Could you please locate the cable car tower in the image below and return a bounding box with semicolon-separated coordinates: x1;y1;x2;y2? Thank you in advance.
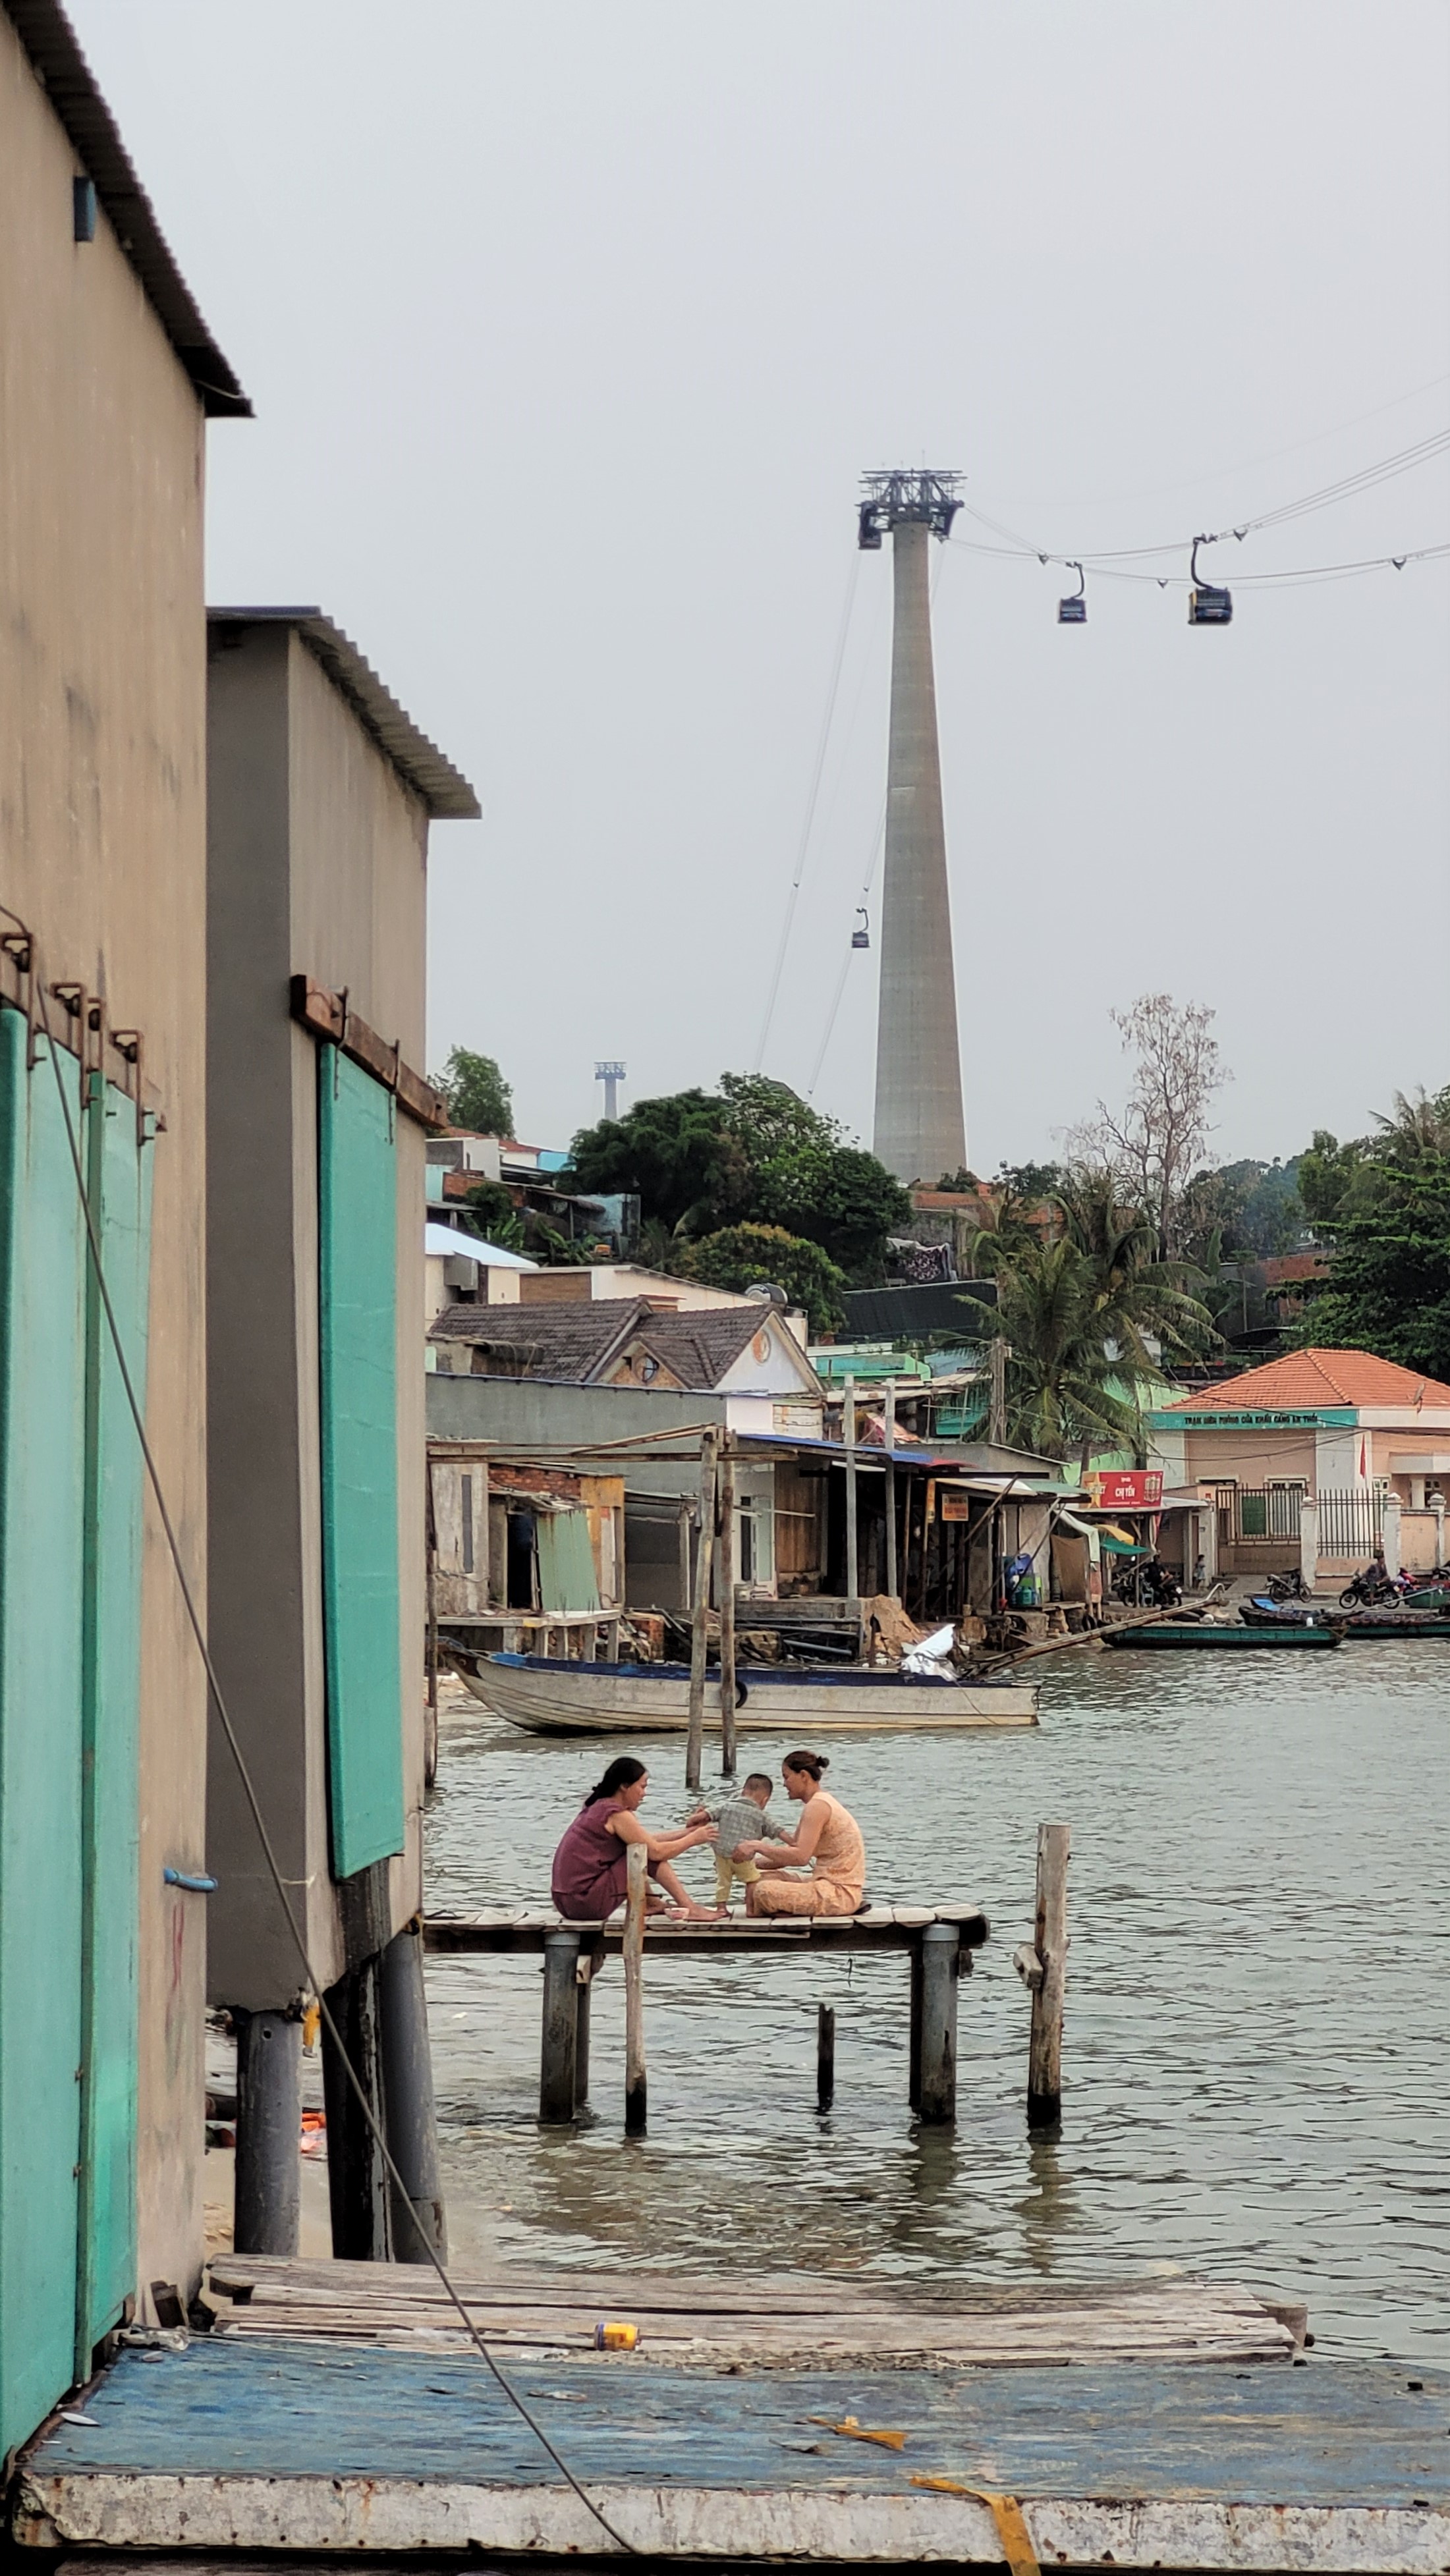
858;470;968;1186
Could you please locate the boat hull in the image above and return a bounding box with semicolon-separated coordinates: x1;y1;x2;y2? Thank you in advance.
1243;1603;1450;1639
457;1652;1039;1733
1106;1622;1341;1650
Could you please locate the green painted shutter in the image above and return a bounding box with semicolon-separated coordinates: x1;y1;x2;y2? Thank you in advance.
537;1509;601;1614
318;1049;404;1878
76;1072;151;2372
0;1014;87;2457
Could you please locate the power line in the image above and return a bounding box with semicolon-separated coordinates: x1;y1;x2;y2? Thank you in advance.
955;423;1450;574
754;554;859;1070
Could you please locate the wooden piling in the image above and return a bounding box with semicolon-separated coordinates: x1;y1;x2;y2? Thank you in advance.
538;1929;580;2125
883;1380;898;1601
624;1842;648;2135
1027;1821;1070;2128
917;1923;959;2125
816;2002;835;2112
685;1428;718;1793
718;1444;737;1778
843;1373;859;1606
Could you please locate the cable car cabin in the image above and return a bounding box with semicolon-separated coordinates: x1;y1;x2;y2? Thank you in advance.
1188;584;1233;626
1058;593;1086;624
852;908;870;950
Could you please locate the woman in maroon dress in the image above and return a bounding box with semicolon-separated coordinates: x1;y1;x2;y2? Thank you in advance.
551;1757;721;1922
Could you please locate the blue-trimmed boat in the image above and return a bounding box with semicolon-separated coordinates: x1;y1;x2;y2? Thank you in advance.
457;1650;1039;1733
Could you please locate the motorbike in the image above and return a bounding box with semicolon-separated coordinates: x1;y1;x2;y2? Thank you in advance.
1267;1568;1311;1603
1338;1564;1402;1608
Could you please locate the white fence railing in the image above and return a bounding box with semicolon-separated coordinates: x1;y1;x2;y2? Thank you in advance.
1317;1485;1386;1558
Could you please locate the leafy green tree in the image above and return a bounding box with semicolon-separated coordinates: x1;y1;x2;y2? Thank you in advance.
953;1169;1216;1464
455;1179;524;1251
563;1072;907;1280
434;1047;513;1137
1298;1155;1450;1377
684;1224;847;1337
955;1240;1142;1464
717;1073;909;1278
1297;1131;1366;1241
565;1089;748;1236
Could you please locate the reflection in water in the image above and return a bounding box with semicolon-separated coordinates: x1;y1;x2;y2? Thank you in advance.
424;1646;1450;2363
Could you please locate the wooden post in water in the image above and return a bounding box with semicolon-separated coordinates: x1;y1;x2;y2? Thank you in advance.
917;1922;960;2125
677;1494;693;1617
843;1373;859;1610
685;1429;718;1793
817;2002;835;2112
718;1444;737;1778
1026;1821;1070;2127
624;1841;648;2135
538;1929;580;2124
883;1380;898;1601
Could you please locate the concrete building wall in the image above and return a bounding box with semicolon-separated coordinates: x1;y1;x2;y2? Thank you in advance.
0;11;211;2299
207;625;430;2010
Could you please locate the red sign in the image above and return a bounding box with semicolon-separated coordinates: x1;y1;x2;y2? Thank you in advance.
1089;1469;1162;1508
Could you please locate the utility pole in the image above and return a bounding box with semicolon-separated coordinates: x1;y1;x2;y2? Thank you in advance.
989;1337;1008;1448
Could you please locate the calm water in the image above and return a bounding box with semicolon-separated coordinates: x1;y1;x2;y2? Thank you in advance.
423;1646;1449;2364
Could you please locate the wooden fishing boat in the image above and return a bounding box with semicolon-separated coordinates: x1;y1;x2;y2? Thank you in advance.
1105;1620;1342;1651
1242;1598;1450;1640
451;1649;1040;1733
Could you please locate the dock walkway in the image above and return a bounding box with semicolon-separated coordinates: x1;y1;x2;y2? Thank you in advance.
17;2309;1450;2570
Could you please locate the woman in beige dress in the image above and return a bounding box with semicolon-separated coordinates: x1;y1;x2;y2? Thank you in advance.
736;1749;866;1917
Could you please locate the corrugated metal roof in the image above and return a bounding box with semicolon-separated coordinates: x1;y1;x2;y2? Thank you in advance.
6;0;250;418
208;609;480;819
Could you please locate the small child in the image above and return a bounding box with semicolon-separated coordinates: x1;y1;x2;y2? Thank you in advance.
686;1774;789;1907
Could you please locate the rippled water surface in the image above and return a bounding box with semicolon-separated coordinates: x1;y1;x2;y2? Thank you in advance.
424;1647;1449;2363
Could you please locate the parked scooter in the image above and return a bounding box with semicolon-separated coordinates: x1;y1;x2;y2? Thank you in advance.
1268;1568;1312;1603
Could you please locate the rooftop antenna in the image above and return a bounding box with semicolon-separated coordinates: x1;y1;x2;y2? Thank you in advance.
595;1060;626;1121
856;469;968;1186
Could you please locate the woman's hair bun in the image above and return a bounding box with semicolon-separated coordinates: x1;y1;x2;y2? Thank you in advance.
782;1747;829;1780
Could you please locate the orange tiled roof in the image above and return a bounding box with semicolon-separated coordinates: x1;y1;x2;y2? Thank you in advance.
1167;1349;1450;1413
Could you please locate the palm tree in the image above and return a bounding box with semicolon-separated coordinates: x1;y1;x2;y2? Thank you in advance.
957;1238;1140;1463
1055;1166;1216;1377
958;1169;1217;1468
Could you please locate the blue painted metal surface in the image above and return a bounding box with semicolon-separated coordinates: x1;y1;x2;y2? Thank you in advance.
26;2341;1450;2505
76;1068;152;2376
318;1048;404;1877
0;1018;87;2460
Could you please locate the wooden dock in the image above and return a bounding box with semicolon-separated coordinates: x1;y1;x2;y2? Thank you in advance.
425;1905;991;2128
204;2253;1304;2370
423;1902;991;1954
18;2313;1450;2569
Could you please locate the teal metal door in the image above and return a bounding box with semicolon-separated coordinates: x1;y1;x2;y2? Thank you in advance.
318;1049;404;1878
0;1014;88;2458
76;1070;152;2373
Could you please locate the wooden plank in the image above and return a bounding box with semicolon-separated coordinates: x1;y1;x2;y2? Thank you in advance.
289;977;449;1132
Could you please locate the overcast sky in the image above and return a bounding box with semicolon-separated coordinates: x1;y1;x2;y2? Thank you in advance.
72;0;1450;1172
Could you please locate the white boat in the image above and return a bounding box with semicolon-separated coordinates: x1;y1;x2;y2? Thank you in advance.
452;1649;1038;1734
